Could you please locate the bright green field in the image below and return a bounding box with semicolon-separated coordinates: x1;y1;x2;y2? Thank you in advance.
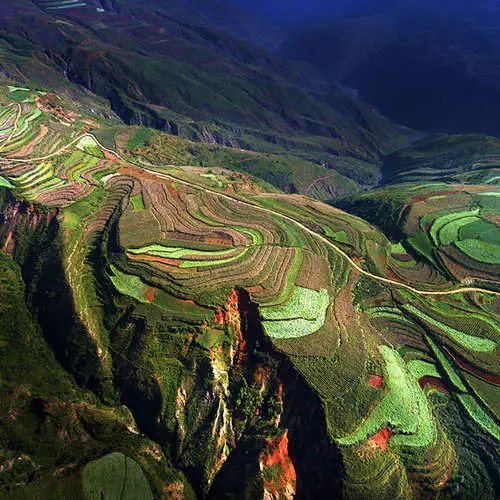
405;304;497;353
456;394;500;440
455;239;500;264
0;175;13;188
130;192;145;211
337;346;435;448
261;286;329;339
127;243;248;268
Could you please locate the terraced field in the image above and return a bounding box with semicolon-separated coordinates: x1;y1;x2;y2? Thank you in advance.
1;85;499;498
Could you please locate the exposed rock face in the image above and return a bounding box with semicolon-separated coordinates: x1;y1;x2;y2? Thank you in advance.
260;430;297;500
0;192;54;255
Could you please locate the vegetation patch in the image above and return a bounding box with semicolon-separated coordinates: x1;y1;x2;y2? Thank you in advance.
130;192;145;211
337;346;435;448
456;394;500;440
82;452;153;500
404;304;497;353
455;239;500;264
260;287;329;339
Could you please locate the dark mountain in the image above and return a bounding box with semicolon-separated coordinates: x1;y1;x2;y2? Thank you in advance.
278;0;500;137
0;0;415;194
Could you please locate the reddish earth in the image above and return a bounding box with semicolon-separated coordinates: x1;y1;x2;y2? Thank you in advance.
367;427;392;452
10;124;48;157
261;431;296;498
386;268;402;281
118;165;171;184
452;353;500;385
214;310;224;325
0;201;46;254
103;150;120;163
392;253;414;262
144;286;158;303
214;290;246;365
35;95;80;123
127;252;182;266
367;374;383;388
418;376;448;393
203;236;233;246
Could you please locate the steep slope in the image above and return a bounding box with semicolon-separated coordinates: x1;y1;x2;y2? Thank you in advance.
0;84;499;499
0;0;416;198
279;0;500;137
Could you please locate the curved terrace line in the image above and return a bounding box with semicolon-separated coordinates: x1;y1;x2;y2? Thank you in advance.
2;131;500;297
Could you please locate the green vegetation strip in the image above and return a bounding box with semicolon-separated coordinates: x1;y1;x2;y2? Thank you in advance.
425;335;467;392
130;193;145;211
455;239;500;265
407;360;441;380
261;286;329;339
438;216;482;246
429;208;481;246
109;265;148;303
127;244;248;268
63;189;106;231
404;304;497;352
337;346;435;448
0;175;13;188
457;394;500;440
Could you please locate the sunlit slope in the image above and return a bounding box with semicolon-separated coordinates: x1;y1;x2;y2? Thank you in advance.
0;85;498;498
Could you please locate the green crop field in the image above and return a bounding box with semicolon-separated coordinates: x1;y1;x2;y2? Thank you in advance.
82;452;153;500
455;239;500;264
337;346;435;448
456;394;500;440
405;304;497;352
260;287;329;339
0;82;498;499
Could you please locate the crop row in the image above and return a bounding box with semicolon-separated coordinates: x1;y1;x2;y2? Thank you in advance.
404;304;497;353
260;287;329;339
337;346;435;449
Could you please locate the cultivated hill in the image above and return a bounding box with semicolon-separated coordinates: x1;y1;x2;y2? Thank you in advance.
0;83;499;499
0;0;416;198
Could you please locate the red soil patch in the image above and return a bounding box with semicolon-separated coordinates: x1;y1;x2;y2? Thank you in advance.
35;95;79;123
261;431;296;497
419;376;448;393
144;286;159;303
10;124;48;157
452;353;500;385
179;298;197;306
127;252;182;266
213;290;247;366
386;268;402;281
103;149;120;163
214;310;224;325
203;236;233;246
367;427;392;452
367;374;383;388
118;165;171;184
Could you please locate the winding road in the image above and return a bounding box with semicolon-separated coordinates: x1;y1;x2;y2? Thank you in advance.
2;130;500;298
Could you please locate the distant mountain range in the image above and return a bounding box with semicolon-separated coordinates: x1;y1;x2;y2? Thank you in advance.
278;0;500;137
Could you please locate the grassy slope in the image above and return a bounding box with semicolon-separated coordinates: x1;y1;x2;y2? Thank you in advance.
0;250;191;499
0;0;415;198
